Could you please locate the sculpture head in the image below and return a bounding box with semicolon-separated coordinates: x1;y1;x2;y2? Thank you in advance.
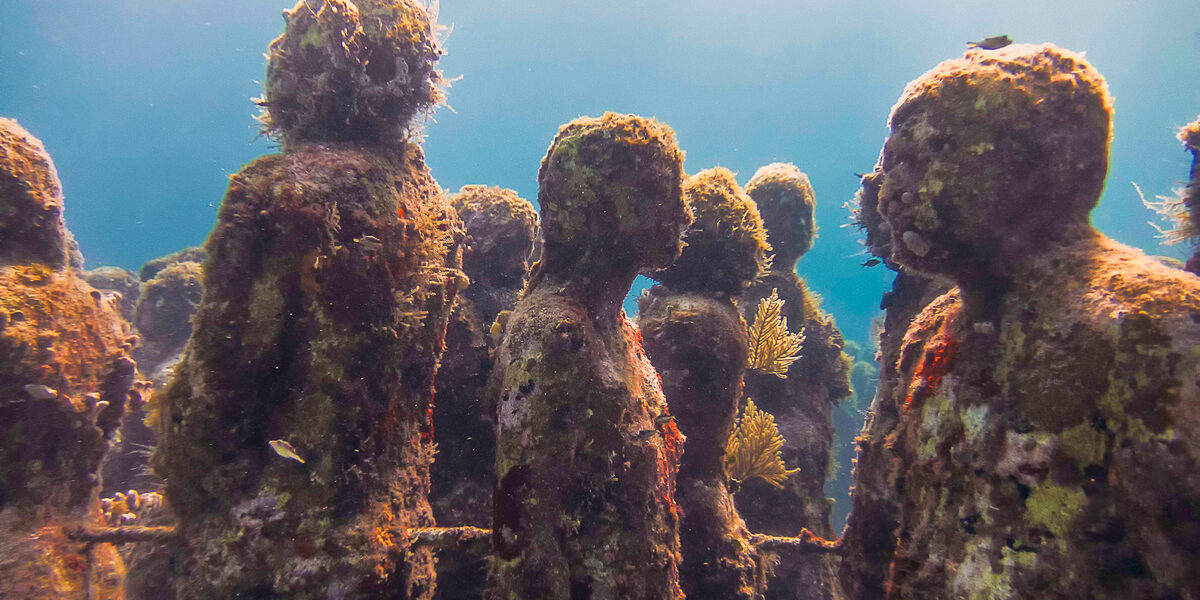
653;167;771;296
745;163;815;269
450;185;539;292
260;0;444;149
875;44;1112;279
537;113;690;279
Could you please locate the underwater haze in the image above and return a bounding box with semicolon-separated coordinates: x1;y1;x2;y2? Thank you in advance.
3;0;1200;545
5;1;1200;597
3;0;1199;347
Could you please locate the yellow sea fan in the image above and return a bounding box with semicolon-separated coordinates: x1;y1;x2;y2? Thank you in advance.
746;289;804;378
725;399;799;488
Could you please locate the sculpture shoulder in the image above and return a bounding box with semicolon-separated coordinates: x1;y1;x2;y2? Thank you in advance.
228;144;432;198
1021;237;1200;335
1084;239;1200;316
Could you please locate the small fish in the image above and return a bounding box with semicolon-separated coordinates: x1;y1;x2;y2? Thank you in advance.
354;235;383;252
24;384;58;400
269;439;306;464
633;429;660;442
968;35;1012;50
861;258;881;268
654;414;675;425
1149;255;1185;269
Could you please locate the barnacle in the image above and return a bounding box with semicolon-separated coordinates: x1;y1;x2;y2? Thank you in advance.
725;399;799;488
746;289;804;377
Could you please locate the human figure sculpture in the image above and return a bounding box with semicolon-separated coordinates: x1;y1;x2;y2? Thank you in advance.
639;167;771;600
838;170;951;600
431;185;537;600
154;1;465;597
737;163;851;600
489;112;690;600
0;117;135;600
842;44;1200;599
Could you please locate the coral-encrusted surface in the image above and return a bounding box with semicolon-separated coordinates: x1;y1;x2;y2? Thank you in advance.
843;44;1200;599
430;296;492;529
156;143;464;599
640;293;766;600
133;260;203;378
636;166;770;599
745;163;817;269
138;246;206;283
0;118;69;270
490;113;688;600
887;236;1200;598
102;257;204;499
449;185;539;322
534;113;691;283
0;268;135;600
1;119;133;600
738;272;849;600
839;170;952;600
260;0;444;149
492;295;685;600
82;266;140;322
734;162;848;600
430;185;536;599
877;45;1110;283
640;166;767;600
653;168;771;298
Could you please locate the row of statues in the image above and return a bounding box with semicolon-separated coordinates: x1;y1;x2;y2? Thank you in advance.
1;0;1199;599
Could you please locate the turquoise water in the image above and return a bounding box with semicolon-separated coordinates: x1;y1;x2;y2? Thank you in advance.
3;0;1198;528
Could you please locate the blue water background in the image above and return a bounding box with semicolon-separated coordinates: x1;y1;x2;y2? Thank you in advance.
3;0;1199;527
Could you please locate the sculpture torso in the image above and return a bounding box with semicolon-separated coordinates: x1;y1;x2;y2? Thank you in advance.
492;284;684;600
887;234;1200;599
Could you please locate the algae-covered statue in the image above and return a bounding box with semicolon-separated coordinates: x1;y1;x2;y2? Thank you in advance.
639;167;772;600
153;0;465;598
431;185;538;599
490;112;691;600
0;118;136;599
839;157;951;600
432;185;540;531
841;44;1200;599
737;163;851;600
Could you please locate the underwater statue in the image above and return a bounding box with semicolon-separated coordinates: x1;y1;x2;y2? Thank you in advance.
132;257;203;387
638;167;772;600
101;252;203;501
490;112;691;600
841;44;1200;599
431;185;538;599
152;0;466;598
839;168;951;600
0;117;136;599
736;163;851;600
